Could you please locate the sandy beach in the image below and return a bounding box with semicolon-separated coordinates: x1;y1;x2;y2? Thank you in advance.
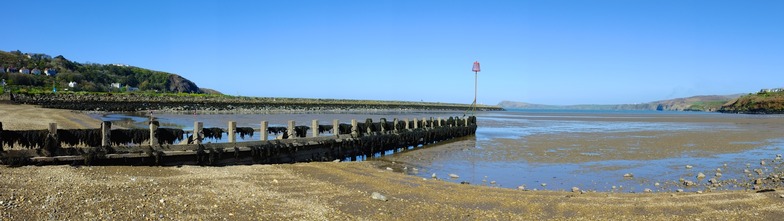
1;104;784;220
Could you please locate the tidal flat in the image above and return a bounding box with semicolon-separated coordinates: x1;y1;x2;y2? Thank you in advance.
381;110;784;192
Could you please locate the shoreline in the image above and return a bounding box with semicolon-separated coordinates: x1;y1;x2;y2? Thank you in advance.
2;104;784;219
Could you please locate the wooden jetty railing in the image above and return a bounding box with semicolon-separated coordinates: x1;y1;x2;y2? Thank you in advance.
0;116;477;166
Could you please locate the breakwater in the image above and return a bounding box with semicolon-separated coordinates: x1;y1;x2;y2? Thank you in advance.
10;93;504;112
0;116;477;166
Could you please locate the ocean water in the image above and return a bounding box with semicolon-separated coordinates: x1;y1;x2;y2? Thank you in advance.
95;109;784;192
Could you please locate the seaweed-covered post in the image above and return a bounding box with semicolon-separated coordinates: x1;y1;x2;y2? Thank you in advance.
287;120;295;139
149;121;158;146
465;118;469;127
404;118;409;130
393;118;399;133
380;118;387;134
332;119;339;137
228;121;237;143
311;120;319;137
260;121;268;141
44;123;60;156
0;122;4;152
351;119;358;137
101;121;111;147
422;118;428;129
437;117;442;127
412;118;418;129
194;122;203;144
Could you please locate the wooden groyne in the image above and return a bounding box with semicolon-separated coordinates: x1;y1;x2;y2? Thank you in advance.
0;116;477;166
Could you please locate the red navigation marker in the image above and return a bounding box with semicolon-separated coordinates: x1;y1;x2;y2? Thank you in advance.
472;61;481;73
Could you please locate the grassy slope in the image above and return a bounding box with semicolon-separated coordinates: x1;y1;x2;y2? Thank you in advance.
720;91;784;114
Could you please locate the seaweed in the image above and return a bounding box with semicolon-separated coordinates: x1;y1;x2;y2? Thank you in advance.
338;124;352;135
57;129;102;147
294;126;310;137
317;125;333;134
203;127;224;140
267;127;287;135
156;128;185;145
235;127;255;139
110;129;149;146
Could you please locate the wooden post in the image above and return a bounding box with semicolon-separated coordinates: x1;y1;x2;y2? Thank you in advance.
404;118;409;129
393;118;399;132
437;117;442;127
332;119;339;137
312;120;319;137
422;118;428;129
101;121;111;147
149;121;158;146
0;122;3;151
413;118;418;129
287;120;295;139
351;119;358;137
380;118;386;134
46;123;59;156
366;119;373;134
194;121;203;144
465;118;469;127
228;121;237;143
260;121;268;141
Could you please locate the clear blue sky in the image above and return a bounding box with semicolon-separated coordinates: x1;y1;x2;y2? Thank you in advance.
5;0;783;105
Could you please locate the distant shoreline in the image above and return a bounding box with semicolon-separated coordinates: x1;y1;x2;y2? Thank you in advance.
8;92;504;113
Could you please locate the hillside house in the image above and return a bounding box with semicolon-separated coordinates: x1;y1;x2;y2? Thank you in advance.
31;68;42;75
7;67;18;73
110;83;121;88
19;67;30;74
44;68;57;76
68;81;77;88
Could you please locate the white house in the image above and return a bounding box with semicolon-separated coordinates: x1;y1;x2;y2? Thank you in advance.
68;81;77;88
110;83;121;88
31;68;42;75
19;68;30;74
44;68;57;76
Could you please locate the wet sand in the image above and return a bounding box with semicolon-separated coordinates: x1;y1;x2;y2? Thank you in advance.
2;104;784;219
0;104;102;130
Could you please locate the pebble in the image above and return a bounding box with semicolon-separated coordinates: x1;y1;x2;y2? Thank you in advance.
683;180;696;186
490;181;496;185
448;174;459;179
623;173;634;178
696;173;706;179
716;168;721;172
541;183;547;187
715;172;722;177
371;192;388;201
779;194;784;198
431;173;437;178
761;160;766;166
644;188;652;193
571;187;580;193
332;159;341;163
385;167;393;171
676;189;684;192
685;165;693;169
517;185;525;191
654;182;660;186
696;191;703;194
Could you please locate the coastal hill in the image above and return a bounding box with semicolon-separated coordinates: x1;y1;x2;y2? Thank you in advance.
719;89;784;114
0;50;207;94
499;94;742;112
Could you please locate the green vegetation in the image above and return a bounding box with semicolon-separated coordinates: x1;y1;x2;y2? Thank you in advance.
0;50;202;94
719;91;784;114
685;100;728;112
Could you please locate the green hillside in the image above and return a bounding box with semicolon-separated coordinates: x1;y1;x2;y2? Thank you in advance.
719;90;784;114
0;50;203;94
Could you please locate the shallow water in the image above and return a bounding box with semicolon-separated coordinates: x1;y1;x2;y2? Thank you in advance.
95;110;784;192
